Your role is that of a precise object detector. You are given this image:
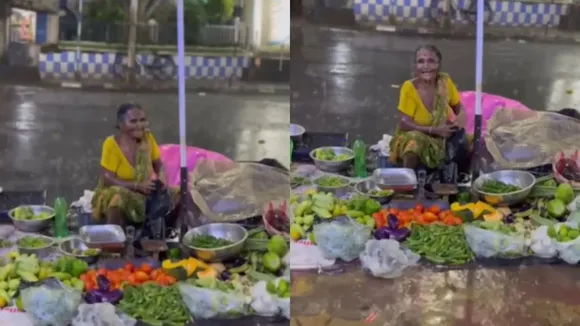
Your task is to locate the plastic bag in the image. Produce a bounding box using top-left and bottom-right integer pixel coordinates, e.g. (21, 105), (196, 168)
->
(250, 281), (281, 317)
(158, 144), (233, 187)
(463, 224), (528, 258)
(486, 108), (580, 169)
(552, 222), (580, 264)
(313, 217), (372, 262)
(529, 225), (558, 259)
(72, 303), (136, 326)
(178, 283), (250, 319)
(190, 160), (290, 223)
(21, 279), (82, 326)
(359, 239), (420, 279)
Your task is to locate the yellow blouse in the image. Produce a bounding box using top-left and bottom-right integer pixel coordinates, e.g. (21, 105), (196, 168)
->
(100, 132), (161, 181)
(397, 77), (461, 126)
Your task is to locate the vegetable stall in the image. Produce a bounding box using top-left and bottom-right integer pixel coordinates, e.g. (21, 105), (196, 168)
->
(288, 141), (580, 278)
(0, 198), (291, 325)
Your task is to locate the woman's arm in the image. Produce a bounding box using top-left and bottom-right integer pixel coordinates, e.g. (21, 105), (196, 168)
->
(399, 114), (439, 135)
(101, 168), (139, 190)
(397, 81), (441, 135)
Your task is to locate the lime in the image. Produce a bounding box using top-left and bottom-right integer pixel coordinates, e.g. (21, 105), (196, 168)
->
(263, 252), (282, 273)
(277, 279), (290, 297)
(267, 235), (289, 257)
(547, 226), (557, 238)
(266, 280), (277, 295)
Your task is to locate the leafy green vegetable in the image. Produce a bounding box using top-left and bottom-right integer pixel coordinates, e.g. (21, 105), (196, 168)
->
(481, 180), (521, 194)
(191, 235), (233, 248)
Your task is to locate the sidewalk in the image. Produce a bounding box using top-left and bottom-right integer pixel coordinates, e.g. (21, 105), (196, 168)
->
(40, 77), (290, 95)
(365, 22), (580, 43)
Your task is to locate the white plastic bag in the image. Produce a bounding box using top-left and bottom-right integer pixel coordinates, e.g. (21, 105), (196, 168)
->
(21, 279), (82, 326)
(463, 225), (528, 258)
(313, 217), (372, 262)
(178, 283), (250, 319)
(359, 239), (420, 279)
(567, 195), (580, 212)
(72, 303), (136, 326)
(250, 281), (279, 317)
(552, 222), (580, 264)
(529, 225), (558, 259)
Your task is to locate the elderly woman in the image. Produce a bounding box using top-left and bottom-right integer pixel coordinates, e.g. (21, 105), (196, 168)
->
(92, 103), (177, 226)
(390, 44), (469, 170)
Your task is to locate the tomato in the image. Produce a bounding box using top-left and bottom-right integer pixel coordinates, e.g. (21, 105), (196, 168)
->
(134, 271), (150, 282)
(140, 263), (153, 274)
(127, 274), (137, 285)
(97, 268), (107, 276)
(414, 204), (424, 213)
(388, 208), (398, 215)
(124, 264), (134, 272)
(428, 205), (441, 214)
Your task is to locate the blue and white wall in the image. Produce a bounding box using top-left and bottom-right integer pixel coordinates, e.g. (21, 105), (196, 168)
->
(354, 0), (568, 27)
(39, 51), (250, 80)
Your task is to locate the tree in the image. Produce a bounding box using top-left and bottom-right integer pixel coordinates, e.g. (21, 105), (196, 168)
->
(204, 0), (235, 24)
(84, 0), (126, 23)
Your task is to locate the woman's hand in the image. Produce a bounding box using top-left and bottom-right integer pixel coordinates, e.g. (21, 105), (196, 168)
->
(432, 124), (456, 138)
(136, 180), (156, 194)
(455, 110), (467, 128)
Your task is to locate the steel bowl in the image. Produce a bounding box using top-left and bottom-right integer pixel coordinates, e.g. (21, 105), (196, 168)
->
(58, 237), (102, 264)
(310, 146), (354, 172)
(313, 175), (351, 197)
(9, 205), (55, 233)
(182, 223), (248, 263)
(354, 179), (394, 204)
(473, 170), (536, 206)
(290, 123), (305, 141)
(17, 235), (55, 258)
(372, 168), (417, 192)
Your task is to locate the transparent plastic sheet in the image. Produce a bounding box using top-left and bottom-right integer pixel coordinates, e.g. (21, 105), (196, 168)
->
(485, 108), (580, 169)
(313, 217), (372, 262)
(551, 222), (580, 264)
(21, 278), (82, 326)
(463, 225), (528, 259)
(72, 303), (136, 326)
(249, 277), (289, 319)
(178, 283), (251, 319)
(190, 160), (290, 223)
(530, 225), (558, 259)
(359, 239), (420, 279)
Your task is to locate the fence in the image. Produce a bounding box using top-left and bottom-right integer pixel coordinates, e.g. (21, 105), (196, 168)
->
(58, 21), (248, 47)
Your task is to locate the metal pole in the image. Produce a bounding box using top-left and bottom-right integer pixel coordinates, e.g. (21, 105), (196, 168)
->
(127, 0), (139, 84)
(471, 0), (484, 179)
(177, 0), (189, 241)
(75, 0), (83, 80)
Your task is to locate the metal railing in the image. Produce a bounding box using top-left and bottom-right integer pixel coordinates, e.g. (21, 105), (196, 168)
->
(58, 21), (247, 47)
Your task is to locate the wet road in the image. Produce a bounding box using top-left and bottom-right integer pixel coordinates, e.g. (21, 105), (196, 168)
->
(0, 86), (289, 202)
(290, 24), (580, 326)
(290, 24), (580, 142)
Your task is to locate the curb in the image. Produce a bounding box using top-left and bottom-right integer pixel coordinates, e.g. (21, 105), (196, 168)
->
(54, 81), (290, 95)
(372, 24), (580, 44)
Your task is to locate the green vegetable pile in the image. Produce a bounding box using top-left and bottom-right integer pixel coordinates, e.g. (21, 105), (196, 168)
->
(368, 189), (394, 197)
(17, 236), (51, 249)
(12, 206), (52, 220)
(314, 175), (349, 188)
(481, 180), (521, 194)
(52, 256), (89, 278)
(405, 224), (474, 265)
(191, 235), (233, 249)
(547, 224), (580, 242)
(118, 283), (191, 326)
(314, 148), (352, 161)
(291, 175), (311, 188)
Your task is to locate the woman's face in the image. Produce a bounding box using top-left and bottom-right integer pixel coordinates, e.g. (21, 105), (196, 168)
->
(120, 108), (148, 139)
(415, 48), (440, 82)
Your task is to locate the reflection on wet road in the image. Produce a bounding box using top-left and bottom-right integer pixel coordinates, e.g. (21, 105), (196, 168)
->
(291, 24), (580, 142)
(0, 85), (289, 201)
(292, 262), (580, 326)
(290, 24), (580, 325)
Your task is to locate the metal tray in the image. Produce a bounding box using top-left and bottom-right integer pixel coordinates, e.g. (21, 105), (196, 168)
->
(79, 224), (126, 249)
(372, 168), (417, 192)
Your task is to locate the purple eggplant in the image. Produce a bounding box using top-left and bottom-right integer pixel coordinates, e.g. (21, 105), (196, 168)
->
(503, 214), (515, 224)
(374, 226), (410, 242)
(97, 275), (111, 292)
(100, 290), (123, 304)
(84, 290), (106, 304)
(387, 214), (399, 228)
(219, 271), (231, 281)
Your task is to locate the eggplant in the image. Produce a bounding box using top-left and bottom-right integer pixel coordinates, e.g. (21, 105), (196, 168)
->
(84, 290), (106, 304)
(503, 214), (515, 224)
(387, 214), (399, 228)
(100, 290), (123, 304)
(97, 275), (111, 292)
(374, 226), (410, 242)
(220, 271), (231, 281)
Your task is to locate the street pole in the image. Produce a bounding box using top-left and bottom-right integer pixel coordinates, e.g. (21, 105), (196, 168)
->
(127, 0), (139, 84)
(177, 0), (189, 242)
(75, 0), (83, 81)
(472, 0), (484, 180)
